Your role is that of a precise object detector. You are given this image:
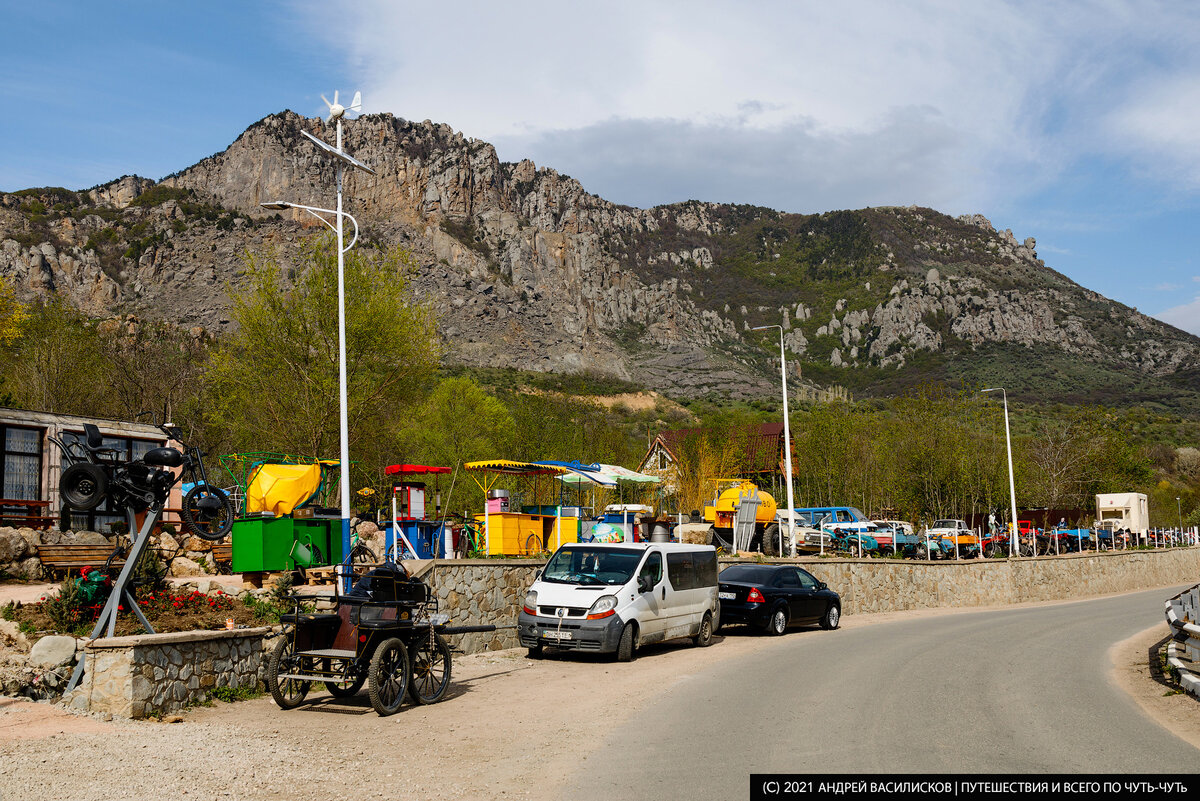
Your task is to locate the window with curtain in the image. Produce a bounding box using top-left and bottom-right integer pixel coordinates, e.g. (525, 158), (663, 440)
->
(2, 426), (42, 500)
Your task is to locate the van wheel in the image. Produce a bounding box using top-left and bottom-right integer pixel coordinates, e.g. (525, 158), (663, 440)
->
(526, 643), (543, 659)
(693, 612), (714, 647)
(616, 622), (637, 662)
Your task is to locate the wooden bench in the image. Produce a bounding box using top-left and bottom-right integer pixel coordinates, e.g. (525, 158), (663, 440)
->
(210, 544), (232, 573)
(35, 544), (124, 578)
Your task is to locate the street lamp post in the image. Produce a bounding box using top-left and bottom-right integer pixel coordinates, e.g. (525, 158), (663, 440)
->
(262, 93), (375, 590)
(1178, 497), (1183, 546)
(981, 388), (1018, 559)
(751, 324), (798, 557)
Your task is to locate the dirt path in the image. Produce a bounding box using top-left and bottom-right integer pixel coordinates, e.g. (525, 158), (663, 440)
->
(0, 588), (1193, 800)
(1110, 622), (1200, 750)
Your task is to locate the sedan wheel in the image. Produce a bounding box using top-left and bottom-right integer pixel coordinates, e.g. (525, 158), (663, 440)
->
(820, 603), (840, 630)
(765, 606), (788, 636)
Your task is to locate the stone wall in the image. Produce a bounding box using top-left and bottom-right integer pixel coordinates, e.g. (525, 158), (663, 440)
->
(63, 627), (273, 718)
(424, 549), (1200, 652)
(424, 561), (543, 653)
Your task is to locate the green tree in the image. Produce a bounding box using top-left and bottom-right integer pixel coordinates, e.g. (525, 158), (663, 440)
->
(0, 298), (110, 415)
(411, 377), (515, 469)
(208, 236), (439, 487)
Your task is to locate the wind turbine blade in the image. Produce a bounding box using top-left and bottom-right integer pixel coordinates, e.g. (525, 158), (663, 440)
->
(321, 93), (333, 109)
(350, 91), (361, 110)
(327, 112), (334, 123)
(333, 89), (339, 106)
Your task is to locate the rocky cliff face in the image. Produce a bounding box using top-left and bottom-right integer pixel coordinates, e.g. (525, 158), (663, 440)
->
(2, 110), (1198, 404)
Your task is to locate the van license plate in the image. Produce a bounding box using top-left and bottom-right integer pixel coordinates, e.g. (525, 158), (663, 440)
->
(542, 630), (572, 640)
(718, 592), (735, 600)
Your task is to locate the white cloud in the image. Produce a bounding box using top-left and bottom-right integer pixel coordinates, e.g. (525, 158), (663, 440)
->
(293, 1), (1200, 214)
(1156, 296), (1200, 337)
(1156, 283), (1183, 292)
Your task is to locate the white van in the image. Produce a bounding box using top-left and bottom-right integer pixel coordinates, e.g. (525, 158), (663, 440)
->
(518, 542), (719, 661)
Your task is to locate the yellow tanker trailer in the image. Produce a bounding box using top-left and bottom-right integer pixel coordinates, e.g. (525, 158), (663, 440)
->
(675, 479), (784, 555)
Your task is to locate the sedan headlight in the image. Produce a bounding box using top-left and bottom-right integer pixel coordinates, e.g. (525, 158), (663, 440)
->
(586, 594), (618, 619)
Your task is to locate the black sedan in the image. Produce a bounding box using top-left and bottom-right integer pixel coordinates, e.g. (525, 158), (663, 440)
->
(718, 564), (840, 635)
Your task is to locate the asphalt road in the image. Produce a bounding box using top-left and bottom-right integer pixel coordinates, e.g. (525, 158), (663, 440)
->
(562, 587), (1199, 799)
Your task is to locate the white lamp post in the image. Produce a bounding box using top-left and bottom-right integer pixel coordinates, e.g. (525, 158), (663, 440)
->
(751, 325), (797, 557)
(262, 91), (375, 590)
(981, 388), (1018, 559)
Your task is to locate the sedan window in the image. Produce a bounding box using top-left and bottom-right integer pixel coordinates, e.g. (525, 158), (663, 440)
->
(796, 570), (819, 589)
(775, 569), (801, 588)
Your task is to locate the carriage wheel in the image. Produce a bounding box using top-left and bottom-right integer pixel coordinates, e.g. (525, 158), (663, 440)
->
(323, 658), (366, 698)
(368, 638), (410, 716)
(408, 631), (452, 705)
(268, 638), (310, 709)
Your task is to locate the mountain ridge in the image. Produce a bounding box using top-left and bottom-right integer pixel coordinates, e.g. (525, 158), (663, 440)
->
(1, 110), (1197, 408)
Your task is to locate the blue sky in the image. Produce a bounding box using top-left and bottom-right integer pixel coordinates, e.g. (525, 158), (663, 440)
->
(3, 1), (1199, 335)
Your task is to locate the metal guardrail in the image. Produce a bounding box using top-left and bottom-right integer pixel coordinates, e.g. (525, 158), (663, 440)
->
(1163, 584), (1200, 697)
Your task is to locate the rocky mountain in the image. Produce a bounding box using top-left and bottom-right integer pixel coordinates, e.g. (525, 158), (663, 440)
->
(2, 110), (1198, 407)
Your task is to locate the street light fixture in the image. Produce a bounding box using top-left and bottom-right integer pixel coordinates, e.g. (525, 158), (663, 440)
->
(261, 91), (374, 590)
(981, 388), (1018, 559)
(750, 324), (798, 557)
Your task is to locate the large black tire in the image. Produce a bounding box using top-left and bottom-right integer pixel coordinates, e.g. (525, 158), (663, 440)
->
(181, 484), (234, 541)
(527, 643), (543, 659)
(616, 622), (637, 662)
(820, 603), (841, 630)
(915, 543), (929, 560)
(408, 632), (452, 704)
(764, 605), (788, 636)
(762, 523), (780, 557)
(525, 533), (546, 556)
(268, 638), (310, 709)
(368, 638), (410, 716)
(61, 462), (108, 511)
(693, 611), (714, 647)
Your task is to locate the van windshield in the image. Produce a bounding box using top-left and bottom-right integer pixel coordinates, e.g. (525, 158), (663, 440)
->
(542, 546), (644, 586)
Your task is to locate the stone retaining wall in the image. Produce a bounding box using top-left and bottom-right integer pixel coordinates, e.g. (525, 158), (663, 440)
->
(63, 627), (273, 718)
(424, 548), (1200, 652)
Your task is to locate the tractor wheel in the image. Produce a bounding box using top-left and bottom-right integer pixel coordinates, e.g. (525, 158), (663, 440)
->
(762, 523), (780, 557)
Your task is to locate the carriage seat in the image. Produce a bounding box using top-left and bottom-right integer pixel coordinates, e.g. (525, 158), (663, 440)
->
(279, 612), (342, 628)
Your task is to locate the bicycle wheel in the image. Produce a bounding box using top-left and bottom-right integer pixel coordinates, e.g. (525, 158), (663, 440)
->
(408, 631), (452, 705)
(350, 543), (376, 573)
(182, 484), (234, 541)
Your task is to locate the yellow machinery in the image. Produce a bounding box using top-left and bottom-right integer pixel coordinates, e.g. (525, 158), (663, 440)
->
(677, 479), (783, 555)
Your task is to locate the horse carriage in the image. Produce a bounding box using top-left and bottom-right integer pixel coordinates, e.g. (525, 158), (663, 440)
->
(267, 564), (492, 716)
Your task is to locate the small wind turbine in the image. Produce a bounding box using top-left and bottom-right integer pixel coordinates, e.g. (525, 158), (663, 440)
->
(321, 90), (362, 123)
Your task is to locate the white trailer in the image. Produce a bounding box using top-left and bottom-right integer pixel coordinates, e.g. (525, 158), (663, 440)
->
(1096, 492), (1149, 544)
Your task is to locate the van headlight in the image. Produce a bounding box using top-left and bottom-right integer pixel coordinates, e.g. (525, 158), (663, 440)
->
(586, 595), (618, 620)
(523, 590), (537, 615)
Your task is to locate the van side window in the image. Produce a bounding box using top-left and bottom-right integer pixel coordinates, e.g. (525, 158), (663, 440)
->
(693, 550), (717, 587)
(666, 552), (696, 591)
(639, 552), (663, 587)
(836, 510), (852, 522)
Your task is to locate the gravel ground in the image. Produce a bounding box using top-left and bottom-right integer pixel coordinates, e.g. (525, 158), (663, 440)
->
(1, 590), (1194, 801)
